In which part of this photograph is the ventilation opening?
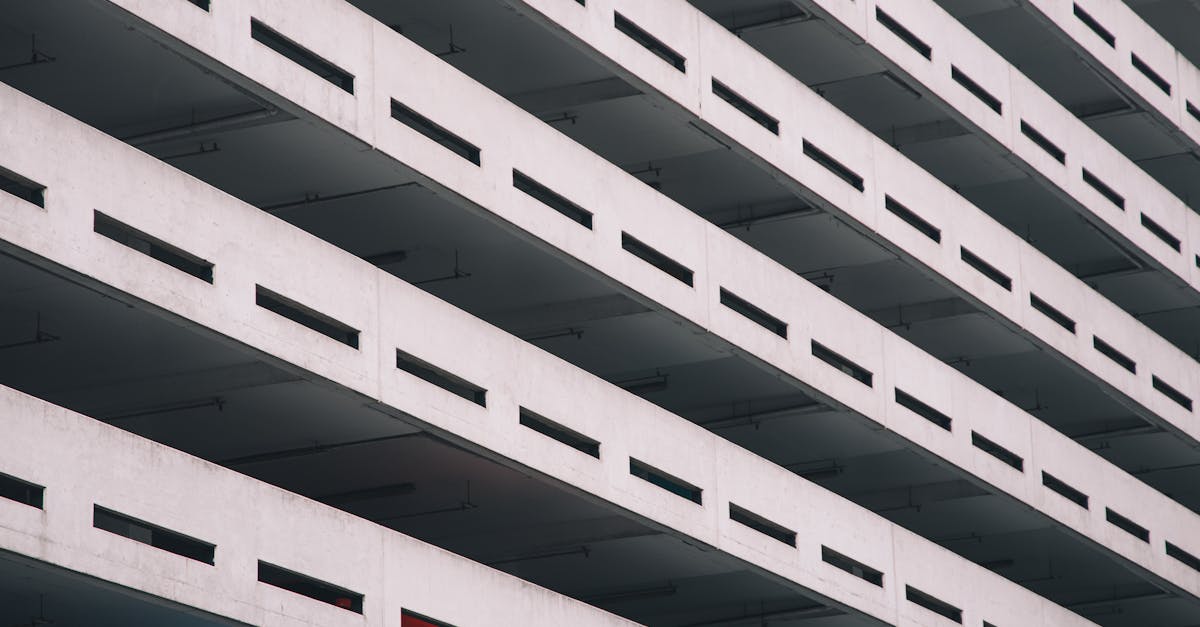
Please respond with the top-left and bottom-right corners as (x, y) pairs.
(874, 8), (932, 60)
(822, 547), (884, 586)
(1029, 294), (1076, 333)
(894, 389), (952, 431)
(811, 341), (873, 387)
(1073, 3), (1115, 47)
(1041, 472), (1089, 509)
(255, 286), (359, 349)
(720, 288), (787, 338)
(391, 100), (480, 165)
(1020, 121), (1066, 164)
(1081, 168), (1125, 209)
(396, 349), (486, 407)
(512, 170), (592, 229)
(1188, 101), (1200, 123)
(1167, 542), (1200, 573)
(519, 408), (600, 458)
(960, 247), (1012, 291)
(258, 561), (363, 613)
(906, 586), (962, 624)
(402, 610), (455, 627)
(613, 13), (686, 72)
(0, 166), (45, 208)
(884, 195), (941, 242)
(971, 432), (1023, 471)
(93, 506), (215, 565)
(711, 79), (778, 134)
(1092, 336), (1136, 373)
(802, 141), (864, 191)
(621, 232), (694, 286)
(950, 66), (1002, 114)
(1140, 212), (1181, 252)
(0, 472), (43, 509)
(629, 459), (702, 504)
(94, 212), (214, 283)
(1105, 508), (1149, 542)
(250, 19), (353, 93)
(1153, 375), (1193, 411)
(187, 0), (210, 10)
(1131, 53), (1172, 95)
(729, 504), (796, 546)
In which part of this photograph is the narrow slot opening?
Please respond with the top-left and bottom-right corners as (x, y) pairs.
(512, 171), (592, 229)
(396, 349), (486, 407)
(1081, 168), (1125, 209)
(613, 13), (686, 72)
(1073, 4), (1115, 47)
(1105, 508), (1150, 542)
(1020, 121), (1066, 164)
(621, 232), (694, 286)
(1131, 53), (1172, 95)
(874, 8), (932, 60)
(629, 458), (702, 504)
(821, 546), (884, 586)
(729, 504), (796, 546)
(884, 195), (941, 242)
(519, 408), (600, 458)
(1041, 472), (1089, 509)
(1140, 212), (1181, 252)
(1188, 101), (1200, 123)
(391, 100), (480, 165)
(960, 247), (1012, 291)
(187, 0), (211, 10)
(1153, 375), (1193, 411)
(0, 166), (45, 208)
(0, 471), (43, 509)
(719, 288), (787, 338)
(402, 610), (456, 627)
(894, 389), (952, 431)
(250, 19), (353, 93)
(950, 66), (1002, 114)
(802, 141), (864, 191)
(94, 212), (214, 283)
(256, 286), (359, 349)
(1166, 542), (1200, 573)
(711, 79), (778, 134)
(905, 586), (962, 624)
(93, 506), (215, 564)
(1029, 294), (1076, 333)
(1092, 336), (1136, 373)
(971, 432), (1024, 471)
(811, 341), (873, 387)
(258, 561), (364, 613)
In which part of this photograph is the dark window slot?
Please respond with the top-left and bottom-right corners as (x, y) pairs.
(1020, 121), (1066, 164)
(402, 610), (456, 627)
(512, 171), (592, 228)
(874, 8), (932, 60)
(1081, 168), (1125, 209)
(960, 247), (1012, 291)
(187, 0), (210, 10)
(971, 432), (1023, 471)
(629, 458), (701, 504)
(1140, 213), (1181, 252)
(719, 288), (787, 338)
(1131, 53), (1172, 95)
(811, 341), (873, 387)
(621, 232), (694, 286)
(613, 13), (686, 72)
(1166, 542), (1200, 573)
(729, 504), (796, 546)
(894, 389), (952, 431)
(1041, 472), (1089, 509)
(1105, 508), (1150, 542)
(94, 212), (214, 283)
(0, 166), (45, 208)
(93, 506), (215, 565)
(1029, 294), (1076, 333)
(1188, 101), (1200, 123)
(519, 408), (600, 458)
(822, 546), (884, 586)
(711, 79), (779, 134)
(258, 561), (363, 613)
(884, 195), (941, 242)
(1153, 375), (1193, 411)
(802, 141), (864, 191)
(0, 471), (43, 509)
(1092, 336), (1136, 373)
(905, 586), (962, 624)
(950, 66), (1002, 114)
(256, 286), (359, 349)
(396, 349), (486, 407)
(574, 0), (586, 5)
(250, 19), (353, 93)
(1073, 4), (1115, 47)
(391, 100), (480, 165)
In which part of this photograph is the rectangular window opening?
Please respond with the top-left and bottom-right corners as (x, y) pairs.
(1073, 4), (1115, 47)
(971, 432), (1024, 471)
(613, 13), (686, 72)
(729, 504), (796, 547)
(1131, 53), (1172, 95)
(1105, 508), (1150, 542)
(1188, 101), (1200, 123)
(621, 232), (694, 286)
(187, 0), (211, 10)
(1029, 294), (1076, 334)
(811, 341), (873, 387)
(822, 546), (884, 586)
(391, 100), (480, 165)
(0, 471), (43, 509)
(1166, 542), (1200, 573)
(94, 212), (214, 283)
(905, 586), (962, 624)
(93, 506), (215, 565)
(0, 166), (45, 208)
(258, 561), (363, 613)
(250, 19), (353, 93)
(519, 408), (600, 458)
(960, 247), (1012, 291)
(629, 458), (702, 504)
(720, 288), (787, 338)
(1140, 212), (1181, 252)
(256, 286), (359, 349)
(512, 171), (592, 229)
(802, 140), (864, 191)
(1020, 121), (1066, 164)
(874, 8), (932, 60)
(884, 195), (941, 242)
(402, 610), (456, 627)
(711, 79), (779, 134)
(894, 389), (952, 431)
(950, 66), (1002, 114)
(1041, 472), (1089, 509)
(396, 349), (486, 407)
(1153, 375), (1193, 411)
(1092, 336), (1136, 373)
(1081, 168), (1125, 209)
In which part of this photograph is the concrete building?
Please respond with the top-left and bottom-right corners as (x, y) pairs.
(2, 0), (1200, 625)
